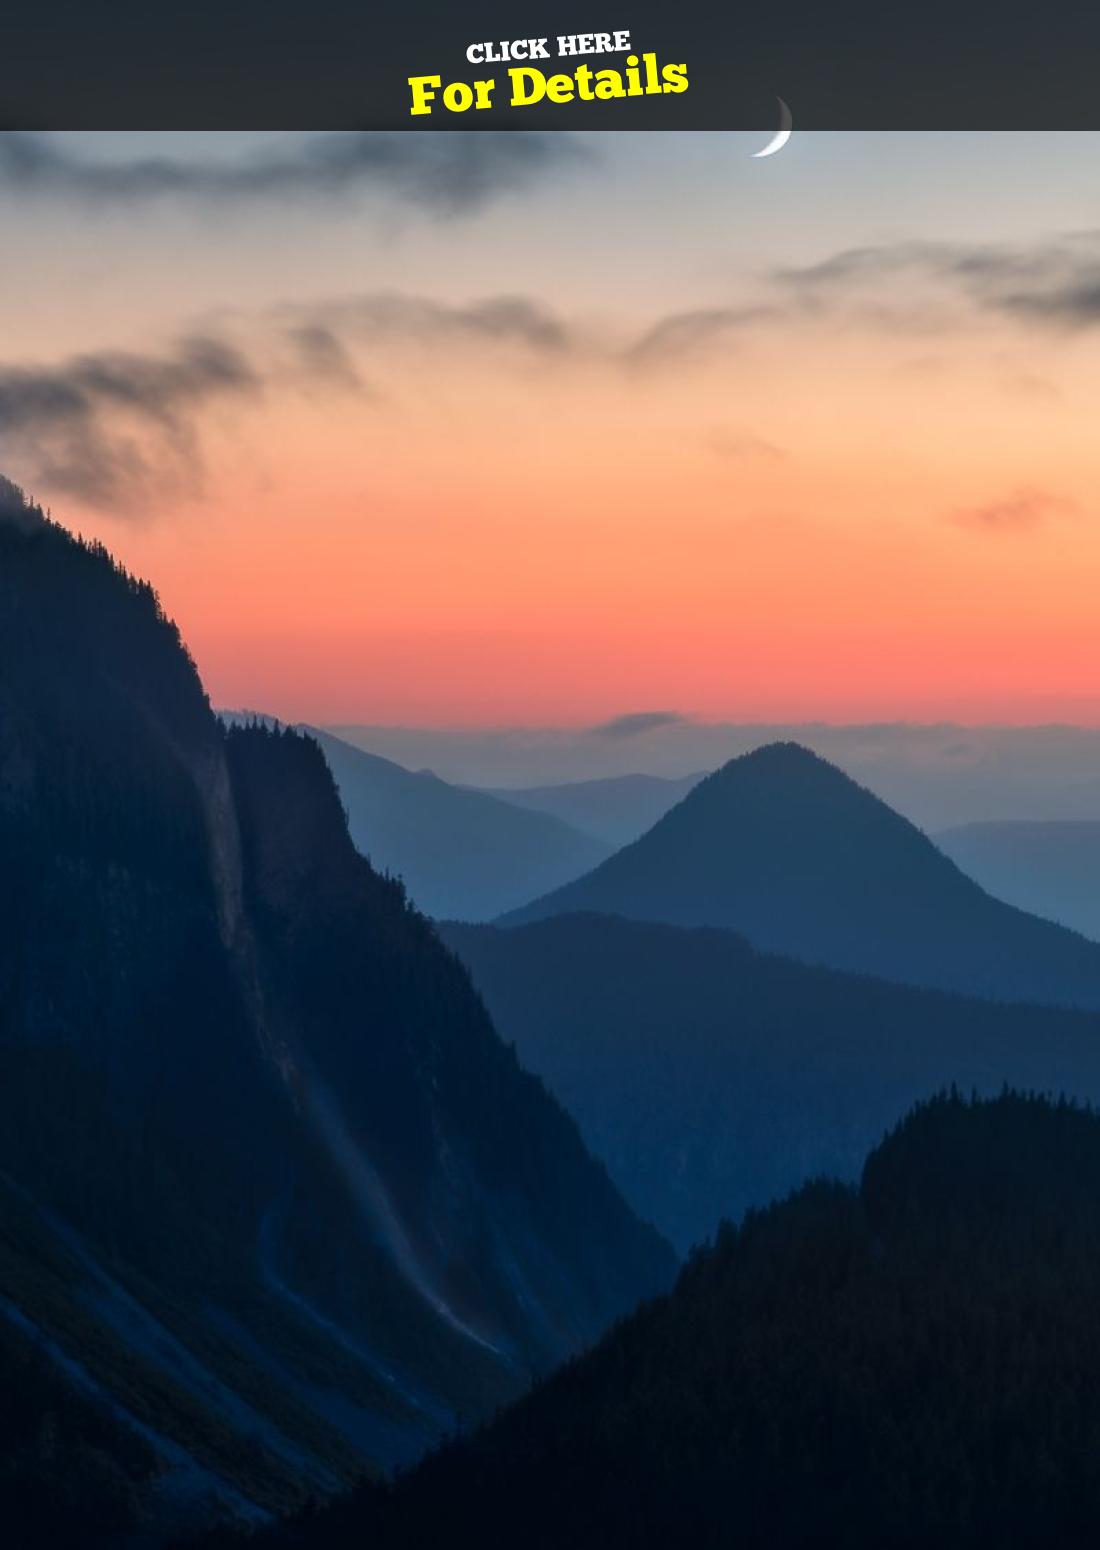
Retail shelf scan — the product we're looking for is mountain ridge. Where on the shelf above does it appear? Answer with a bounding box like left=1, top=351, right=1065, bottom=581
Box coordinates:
left=306, top=727, right=612, bottom=920
left=502, top=740, right=1100, bottom=1008
left=195, top=1092, right=1100, bottom=1549
left=938, top=818, right=1100, bottom=942
left=0, top=484, right=673, bottom=1539
left=478, top=771, right=705, bottom=847
left=442, top=910, right=1100, bottom=1250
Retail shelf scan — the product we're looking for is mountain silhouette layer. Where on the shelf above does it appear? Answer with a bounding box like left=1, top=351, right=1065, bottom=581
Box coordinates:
left=307, top=729, right=611, bottom=920
left=938, top=819, right=1100, bottom=943
left=480, top=771, right=704, bottom=847
left=443, top=912, right=1100, bottom=1251
left=503, top=741, right=1100, bottom=1007
left=203, top=1092, right=1100, bottom=1550
left=0, top=481, right=673, bottom=1541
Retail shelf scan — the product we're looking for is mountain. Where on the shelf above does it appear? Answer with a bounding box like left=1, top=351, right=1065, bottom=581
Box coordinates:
left=321, top=723, right=1100, bottom=828
left=938, top=820, right=1100, bottom=943
left=199, top=1092, right=1100, bottom=1550
left=441, top=912, right=1100, bottom=1251
left=502, top=741, right=1100, bottom=1008
left=305, top=730, right=611, bottom=921
left=479, top=771, right=704, bottom=848
left=0, top=481, right=673, bottom=1541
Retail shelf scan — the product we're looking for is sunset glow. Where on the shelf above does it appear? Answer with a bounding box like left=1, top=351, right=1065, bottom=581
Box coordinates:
left=4, top=131, right=1099, bottom=726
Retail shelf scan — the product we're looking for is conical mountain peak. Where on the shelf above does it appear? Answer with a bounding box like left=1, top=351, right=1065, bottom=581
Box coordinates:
left=504, top=741, right=1100, bottom=1008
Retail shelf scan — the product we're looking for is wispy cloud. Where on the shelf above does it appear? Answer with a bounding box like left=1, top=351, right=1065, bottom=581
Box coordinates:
left=0, top=290, right=576, bottom=511
left=611, top=230, right=1100, bottom=368
left=0, top=131, right=586, bottom=216
left=626, top=307, right=776, bottom=367
left=0, top=337, right=259, bottom=510
left=16, top=218, right=1091, bottom=517
left=283, top=292, right=571, bottom=353
left=590, top=711, right=688, bottom=739
left=949, top=486, right=1078, bottom=535
left=776, top=232, right=1100, bottom=332
left=285, top=324, right=367, bottom=394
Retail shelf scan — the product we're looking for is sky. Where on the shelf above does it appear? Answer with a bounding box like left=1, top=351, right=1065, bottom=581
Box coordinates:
left=2, top=130, right=1100, bottom=729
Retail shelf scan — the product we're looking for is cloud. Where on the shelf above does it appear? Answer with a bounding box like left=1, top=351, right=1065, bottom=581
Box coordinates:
left=0, top=290, right=576, bottom=511
left=0, top=131, right=586, bottom=216
left=626, top=307, right=776, bottom=366
left=949, top=486, right=1078, bottom=534
left=776, top=242, right=940, bottom=291
left=776, top=232, right=1100, bottom=332
left=0, top=336, right=259, bottom=510
left=589, top=711, right=689, bottom=739
left=285, top=324, right=366, bottom=394
left=289, top=292, right=571, bottom=353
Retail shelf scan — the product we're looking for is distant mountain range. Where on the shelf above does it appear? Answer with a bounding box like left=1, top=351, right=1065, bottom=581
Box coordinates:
left=306, top=730, right=611, bottom=920
left=442, top=912, right=1100, bottom=1251
left=479, top=771, right=704, bottom=847
left=0, top=483, right=672, bottom=1541
left=208, top=1093, right=1100, bottom=1549
left=938, top=820, right=1100, bottom=943
left=502, top=742, right=1100, bottom=1009
left=324, top=721, right=1100, bottom=829
left=219, top=719, right=611, bottom=922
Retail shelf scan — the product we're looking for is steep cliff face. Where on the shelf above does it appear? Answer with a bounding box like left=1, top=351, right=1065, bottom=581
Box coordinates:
left=227, top=722, right=672, bottom=1371
left=0, top=486, right=673, bottom=1539
left=0, top=489, right=268, bottom=1289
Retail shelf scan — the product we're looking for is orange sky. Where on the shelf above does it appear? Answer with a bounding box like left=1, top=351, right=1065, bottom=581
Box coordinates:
left=4, top=131, right=1100, bottom=725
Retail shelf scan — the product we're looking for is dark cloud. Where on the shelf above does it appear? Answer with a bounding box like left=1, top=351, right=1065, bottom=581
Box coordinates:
left=0, top=131, right=585, bottom=216
left=776, top=233, right=1100, bottom=331
left=626, top=307, right=776, bottom=366
left=775, top=241, right=942, bottom=290
left=296, top=292, right=571, bottom=353
left=590, top=711, right=689, bottom=739
left=0, top=336, right=259, bottom=510
left=949, top=486, right=1078, bottom=534
left=995, top=275, right=1100, bottom=327
left=285, top=324, right=366, bottom=393
left=0, top=290, right=576, bottom=511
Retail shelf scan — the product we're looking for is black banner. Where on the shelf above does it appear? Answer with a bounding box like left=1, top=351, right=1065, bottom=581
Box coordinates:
left=3, top=0, right=1099, bottom=128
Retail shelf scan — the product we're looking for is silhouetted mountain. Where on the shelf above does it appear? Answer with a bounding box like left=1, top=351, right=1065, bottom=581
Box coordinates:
left=479, top=771, right=704, bottom=847
left=442, top=912, right=1100, bottom=1251
left=938, top=819, right=1100, bottom=943
left=321, top=722, right=1100, bottom=826
left=0, top=483, right=673, bottom=1541
left=196, top=1092, right=1100, bottom=1550
left=305, top=729, right=611, bottom=920
left=504, top=742, right=1100, bottom=1007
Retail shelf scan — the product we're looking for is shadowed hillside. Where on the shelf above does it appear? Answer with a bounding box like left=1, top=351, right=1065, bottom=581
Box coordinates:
left=939, top=819, right=1100, bottom=942
left=443, top=912, right=1100, bottom=1250
left=0, top=481, right=673, bottom=1541
left=192, top=1092, right=1100, bottom=1550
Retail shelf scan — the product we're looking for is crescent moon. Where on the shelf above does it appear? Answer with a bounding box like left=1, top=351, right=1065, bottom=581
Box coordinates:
left=751, top=97, right=793, bottom=158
